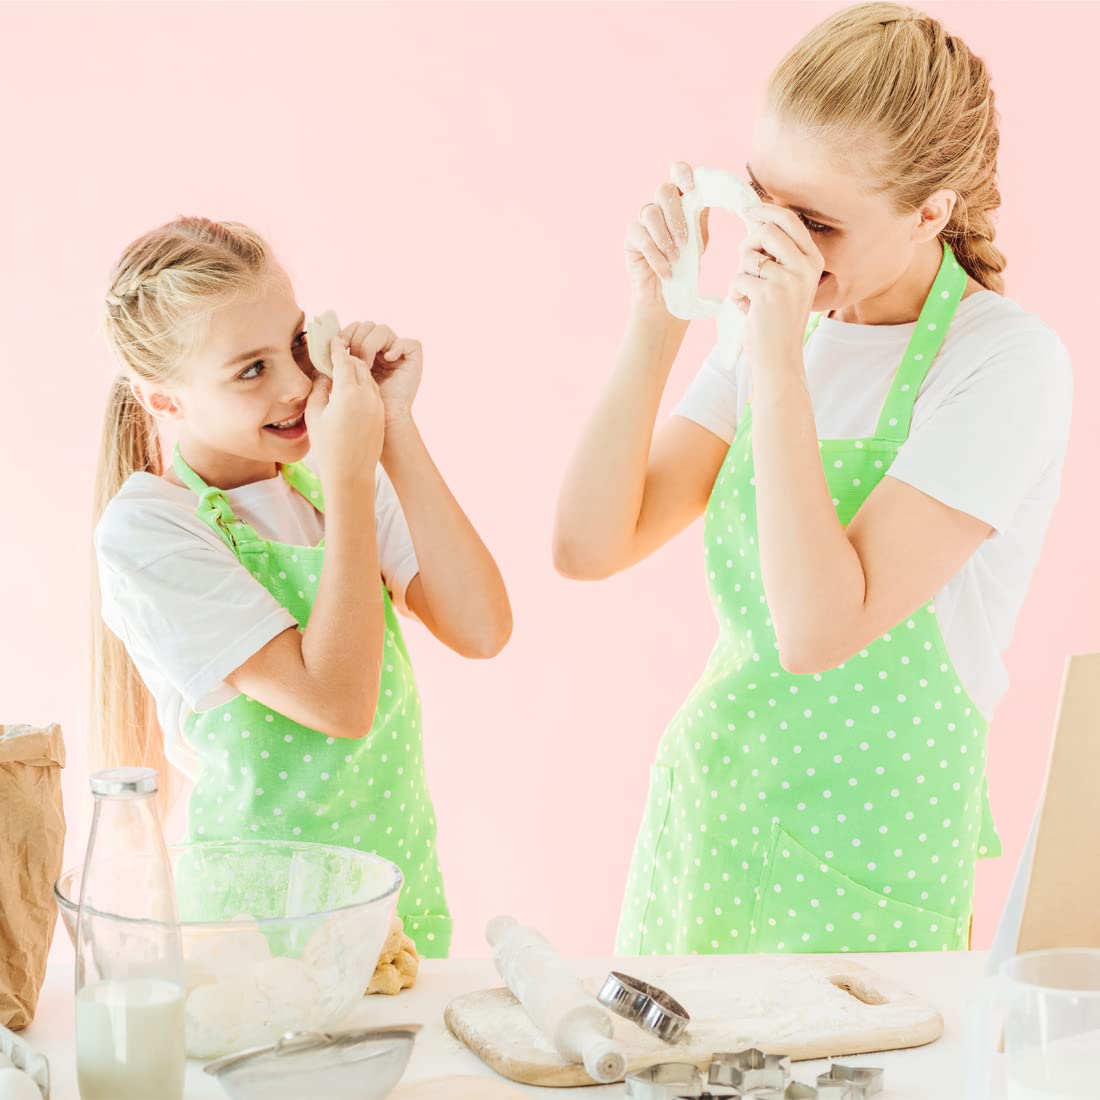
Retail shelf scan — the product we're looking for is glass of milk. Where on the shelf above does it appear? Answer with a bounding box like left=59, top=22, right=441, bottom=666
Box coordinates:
left=74, top=768, right=185, bottom=1100
left=1000, top=948, right=1100, bottom=1100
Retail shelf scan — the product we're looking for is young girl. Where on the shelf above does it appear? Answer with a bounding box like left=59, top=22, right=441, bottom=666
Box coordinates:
left=92, top=216, right=512, bottom=956
left=555, top=3, right=1073, bottom=955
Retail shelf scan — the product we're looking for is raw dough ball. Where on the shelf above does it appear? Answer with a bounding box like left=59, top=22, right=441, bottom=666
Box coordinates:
left=0, top=1056, right=10, bottom=1070
left=0, top=1067, right=43, bottom=1100
left=367, top=914, right=420, bottom=996
left=306, top=310, right=343, bottom=378
left=185, top=975, right=262, bottom=1059
left=253, top=955, right=318, bottom=1008
left=187, top=924, right=271, bottom=979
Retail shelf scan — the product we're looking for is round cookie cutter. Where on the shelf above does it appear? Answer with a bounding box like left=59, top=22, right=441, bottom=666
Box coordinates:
left=660, top=165, right=763, bottom=369
left=597, top=972, right=691, bottom=1043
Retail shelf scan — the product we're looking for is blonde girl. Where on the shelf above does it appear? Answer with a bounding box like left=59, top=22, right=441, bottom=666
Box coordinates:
left=92, top=217, right=512, bottom=955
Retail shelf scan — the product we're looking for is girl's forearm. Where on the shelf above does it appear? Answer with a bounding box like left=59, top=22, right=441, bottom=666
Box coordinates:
left=381, top=416, right=511, bottom=658
left=751, top=358, right=867, bottom=671
left=553, top=307, right=689, bottom=575
left=301, top=475, right=386, bottom=731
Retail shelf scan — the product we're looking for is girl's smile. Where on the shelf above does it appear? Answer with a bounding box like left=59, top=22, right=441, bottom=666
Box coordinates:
left=263, top=405, right=308, bottom=440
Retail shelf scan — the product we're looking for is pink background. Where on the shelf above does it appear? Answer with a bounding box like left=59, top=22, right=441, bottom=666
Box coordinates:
left=3, top=2, right=1096, bottom=960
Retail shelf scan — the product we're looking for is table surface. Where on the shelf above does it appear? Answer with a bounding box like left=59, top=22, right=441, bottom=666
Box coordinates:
left=23, top=951, right=991, bottom=1099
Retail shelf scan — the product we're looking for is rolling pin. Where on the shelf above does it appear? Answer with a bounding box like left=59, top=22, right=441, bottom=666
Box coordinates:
left=485, top=916, right=626, bottom=1084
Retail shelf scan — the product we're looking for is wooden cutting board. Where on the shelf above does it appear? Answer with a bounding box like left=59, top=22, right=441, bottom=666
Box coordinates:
left=445, top=956, right=943, bottom=1087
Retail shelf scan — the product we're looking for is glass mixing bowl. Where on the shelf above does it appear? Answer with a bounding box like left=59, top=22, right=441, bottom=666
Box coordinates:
left=56, top=839, right=403, bottom=1059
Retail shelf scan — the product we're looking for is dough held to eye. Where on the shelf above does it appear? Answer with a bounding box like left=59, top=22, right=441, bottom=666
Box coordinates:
left=305, top=309, right=343, bottom=378
left=661, top=167, right=762, bottom=368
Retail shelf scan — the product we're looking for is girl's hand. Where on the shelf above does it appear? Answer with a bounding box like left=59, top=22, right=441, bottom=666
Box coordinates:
left=625, top=162, right=710, bottom=310
left=729, top=204, right=825, bottom=372
left=305, top=336, right=385, bottom=486
left=341, top=321, right=423, bottom=425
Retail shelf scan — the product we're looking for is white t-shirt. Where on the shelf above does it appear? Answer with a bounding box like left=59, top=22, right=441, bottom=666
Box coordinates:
left=672, top=290, right=1073, bottom=720
left=95, top=459, right=420, bottom=779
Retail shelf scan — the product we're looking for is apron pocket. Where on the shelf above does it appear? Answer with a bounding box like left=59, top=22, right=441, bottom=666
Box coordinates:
left=749, top=824, right=968, bottom=954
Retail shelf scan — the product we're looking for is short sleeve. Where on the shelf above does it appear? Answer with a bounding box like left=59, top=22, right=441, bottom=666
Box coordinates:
left=374, top=464, right=420, bottom=618
left=95, top=496, right=298, bottom=712
left=671, top=343, right=744, bottom=444
left=887, top=326, right=1073, bottom=534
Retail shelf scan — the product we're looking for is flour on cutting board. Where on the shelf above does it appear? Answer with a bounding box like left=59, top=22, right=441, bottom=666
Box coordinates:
left=446, top=956, right=942, bottom=1084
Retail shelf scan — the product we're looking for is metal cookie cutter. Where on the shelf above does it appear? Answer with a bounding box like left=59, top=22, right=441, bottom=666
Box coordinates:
left=785, top=1084, right=826, bottom=1100
left=625, top=1062, right=704, bottom=1099
left=709, top=1047, right=792, bottom=1093
left=598, top=972, right=691, bottom=1043
left=816, top=1064, right=885, bottom=1099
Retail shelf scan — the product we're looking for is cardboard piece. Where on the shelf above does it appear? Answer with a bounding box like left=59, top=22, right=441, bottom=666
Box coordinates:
left=1016, top=653, right=1100, bottom=954
left=0, top=724, right=66, bottom=1031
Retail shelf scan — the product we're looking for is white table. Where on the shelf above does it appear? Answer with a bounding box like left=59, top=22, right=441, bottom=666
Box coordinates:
left=23, top=952, right=989, bottom=1099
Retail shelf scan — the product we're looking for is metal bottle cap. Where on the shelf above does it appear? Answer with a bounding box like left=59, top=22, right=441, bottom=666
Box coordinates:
left=89, top=767, right=159, bottom=796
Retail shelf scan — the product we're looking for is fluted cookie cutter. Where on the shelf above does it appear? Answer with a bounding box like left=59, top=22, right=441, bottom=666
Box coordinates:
left=597, top=972, right=691, bottom=1043
left=816, top=1065, right=885, bottom=1098
left=625, top=1062, right=704, bottom=1099
left=661, top=166, right=763, bottom=370
left=708, top=1047, right=791, bottom=1093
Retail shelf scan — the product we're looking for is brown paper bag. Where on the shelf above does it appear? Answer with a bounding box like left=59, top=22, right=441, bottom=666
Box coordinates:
left=0, top=723, right=66, bottom=1030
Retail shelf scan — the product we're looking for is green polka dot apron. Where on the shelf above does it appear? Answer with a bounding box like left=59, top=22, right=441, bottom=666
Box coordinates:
left=617, top=240, right=1002, bottom=956
left=172, top=447, right=452, bottom=956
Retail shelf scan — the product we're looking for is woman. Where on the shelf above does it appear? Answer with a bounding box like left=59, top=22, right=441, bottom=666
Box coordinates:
left=554, top=3, right=1072, bottom=955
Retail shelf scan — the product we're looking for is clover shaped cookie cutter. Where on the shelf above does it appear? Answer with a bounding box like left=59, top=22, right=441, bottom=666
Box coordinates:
left=597, top=972, right=691, bottom=1043
left=661, top=166, right=763, bottom=370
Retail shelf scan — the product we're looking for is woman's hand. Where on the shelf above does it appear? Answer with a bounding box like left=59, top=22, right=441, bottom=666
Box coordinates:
left=729, top=204, right=825, bottom=371
left=341, top=321, right=422, bottom=425
left=306, top=336, right=385, bottom=487
left=625, top=162, right=710, bottom=310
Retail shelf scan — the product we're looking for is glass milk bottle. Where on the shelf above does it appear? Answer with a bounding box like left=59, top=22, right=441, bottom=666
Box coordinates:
left=75, top=768, right=185, bottom=1100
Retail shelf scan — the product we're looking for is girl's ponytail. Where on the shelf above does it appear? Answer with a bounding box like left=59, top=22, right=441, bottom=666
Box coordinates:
left=89, top=376, right=170, bottom=810
left=93, top=216, right=273, bottom=817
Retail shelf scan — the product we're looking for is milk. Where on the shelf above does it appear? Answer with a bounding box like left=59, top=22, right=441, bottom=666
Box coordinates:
left=76, top=978, right=185, bottom=1100
left=1004, top=1032, right=1100, bottom=1100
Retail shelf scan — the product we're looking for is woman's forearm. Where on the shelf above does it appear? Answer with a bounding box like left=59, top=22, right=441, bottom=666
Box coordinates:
left=301, top=475, right=386, bottom=730
left=751, top=357, right=867, bottom=671
left=553, top=307, right=690, bottom=576
left=380, top=416, right=511, bottom=658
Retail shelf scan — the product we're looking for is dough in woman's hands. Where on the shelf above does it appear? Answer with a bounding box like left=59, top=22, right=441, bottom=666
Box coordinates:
left=305, top=310, right=343, bottom=377
left=661, top=167, right=762, bottom=368
left=366, top=914, right=420, bottom=996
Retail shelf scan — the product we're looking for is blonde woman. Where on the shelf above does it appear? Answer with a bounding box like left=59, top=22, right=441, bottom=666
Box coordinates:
left=92, top=219, right=512, bottom=955
left=555, top=3, right=1072, bottom=955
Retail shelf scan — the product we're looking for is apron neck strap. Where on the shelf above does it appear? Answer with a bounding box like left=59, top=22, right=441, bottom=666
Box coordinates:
left=872, top=239, right=968, bottom=442
left=171, top=443, right=252, bottom=552
left=279, top=461, right=326, bottom=514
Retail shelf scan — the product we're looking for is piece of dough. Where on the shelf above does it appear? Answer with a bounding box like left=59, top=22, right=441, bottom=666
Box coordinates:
left=661, top=166, right=762, bottom=368
left=305, top=309, right=343, bottom=377
left=367, top=914, right=420, bottom=996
